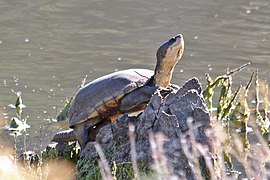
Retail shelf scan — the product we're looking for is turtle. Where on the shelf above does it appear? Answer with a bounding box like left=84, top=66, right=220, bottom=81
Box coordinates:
left=52, top=34, right=184, bottom=148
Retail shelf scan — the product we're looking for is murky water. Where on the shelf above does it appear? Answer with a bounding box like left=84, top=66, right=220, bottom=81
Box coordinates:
left=0, top=0, right=269, bottom=151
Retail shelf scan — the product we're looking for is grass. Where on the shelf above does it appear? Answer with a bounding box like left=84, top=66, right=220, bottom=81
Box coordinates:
left=1, top=63, right=270, bottom=179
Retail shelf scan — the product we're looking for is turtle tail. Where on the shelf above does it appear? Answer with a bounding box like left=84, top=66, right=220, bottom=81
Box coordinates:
left=52, top=129, right=77, bottom=142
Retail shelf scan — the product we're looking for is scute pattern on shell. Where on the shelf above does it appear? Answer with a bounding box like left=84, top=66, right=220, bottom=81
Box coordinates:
left=68, top=69, right=154, bottom=127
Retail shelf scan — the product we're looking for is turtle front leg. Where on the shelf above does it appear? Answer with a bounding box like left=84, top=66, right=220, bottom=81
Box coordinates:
left=73, top=123, right=89, bottom=149
left=73, top=118, right=103, bottom=149
left=120, top=85, right=157, bottom=113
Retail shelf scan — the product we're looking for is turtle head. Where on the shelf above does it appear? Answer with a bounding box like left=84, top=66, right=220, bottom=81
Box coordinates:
left=156, top=34, right=184, bottom=65
left=154, top=34, right=184, bottom=87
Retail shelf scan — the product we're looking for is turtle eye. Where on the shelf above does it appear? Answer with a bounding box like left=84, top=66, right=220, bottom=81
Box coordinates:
left=169, top=37, right=177, bottom=44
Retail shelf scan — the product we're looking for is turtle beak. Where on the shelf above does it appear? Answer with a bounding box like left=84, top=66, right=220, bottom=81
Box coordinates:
left=171, top=34, right=184, bottom=60
left=173, top=34, right=183, bottom=40
left=176, top=34, right=184, bottom=47
left=170, top=34, right=183, bottom=45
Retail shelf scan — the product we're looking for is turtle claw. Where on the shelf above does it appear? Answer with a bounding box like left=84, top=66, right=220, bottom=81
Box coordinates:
left=169, top=84, right=180, bottom=91
left=158, top=84, right=179, bottom=98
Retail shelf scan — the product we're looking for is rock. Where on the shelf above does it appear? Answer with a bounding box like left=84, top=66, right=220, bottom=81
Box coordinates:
left=42, top=142, right=79, bottom=164
left=78, top=78, right=212, bottom=179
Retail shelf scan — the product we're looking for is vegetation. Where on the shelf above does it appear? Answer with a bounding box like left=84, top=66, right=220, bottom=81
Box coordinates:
left=0, top=63, right=270, bottom=179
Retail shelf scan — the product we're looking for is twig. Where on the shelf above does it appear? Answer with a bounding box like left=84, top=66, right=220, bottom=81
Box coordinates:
left=227, top=62, right=250, bottom=76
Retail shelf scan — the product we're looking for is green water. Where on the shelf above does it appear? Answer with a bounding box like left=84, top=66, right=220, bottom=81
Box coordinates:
left=0, top=0, right=269, bottom=151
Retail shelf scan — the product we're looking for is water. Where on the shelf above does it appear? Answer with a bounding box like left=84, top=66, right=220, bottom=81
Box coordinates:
left=0, top=0, right=269, bottom=151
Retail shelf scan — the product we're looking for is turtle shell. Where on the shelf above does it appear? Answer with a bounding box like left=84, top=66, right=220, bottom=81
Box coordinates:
left=68, top=69, right=154, bottom=127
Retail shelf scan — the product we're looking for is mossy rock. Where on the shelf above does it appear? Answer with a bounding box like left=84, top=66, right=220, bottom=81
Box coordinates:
left=42, top=142, right=80, bottom=164
left=77, top=158, right=152, bottom=180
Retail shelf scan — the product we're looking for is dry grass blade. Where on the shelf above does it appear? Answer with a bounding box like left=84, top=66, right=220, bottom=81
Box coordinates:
left=128, top=123, right=139, bottom=179
left=149, top=132, right=170, bottom=179
left=254, top=70, right=269, bottom=134
left=95, top=143, right=113, bottom=180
